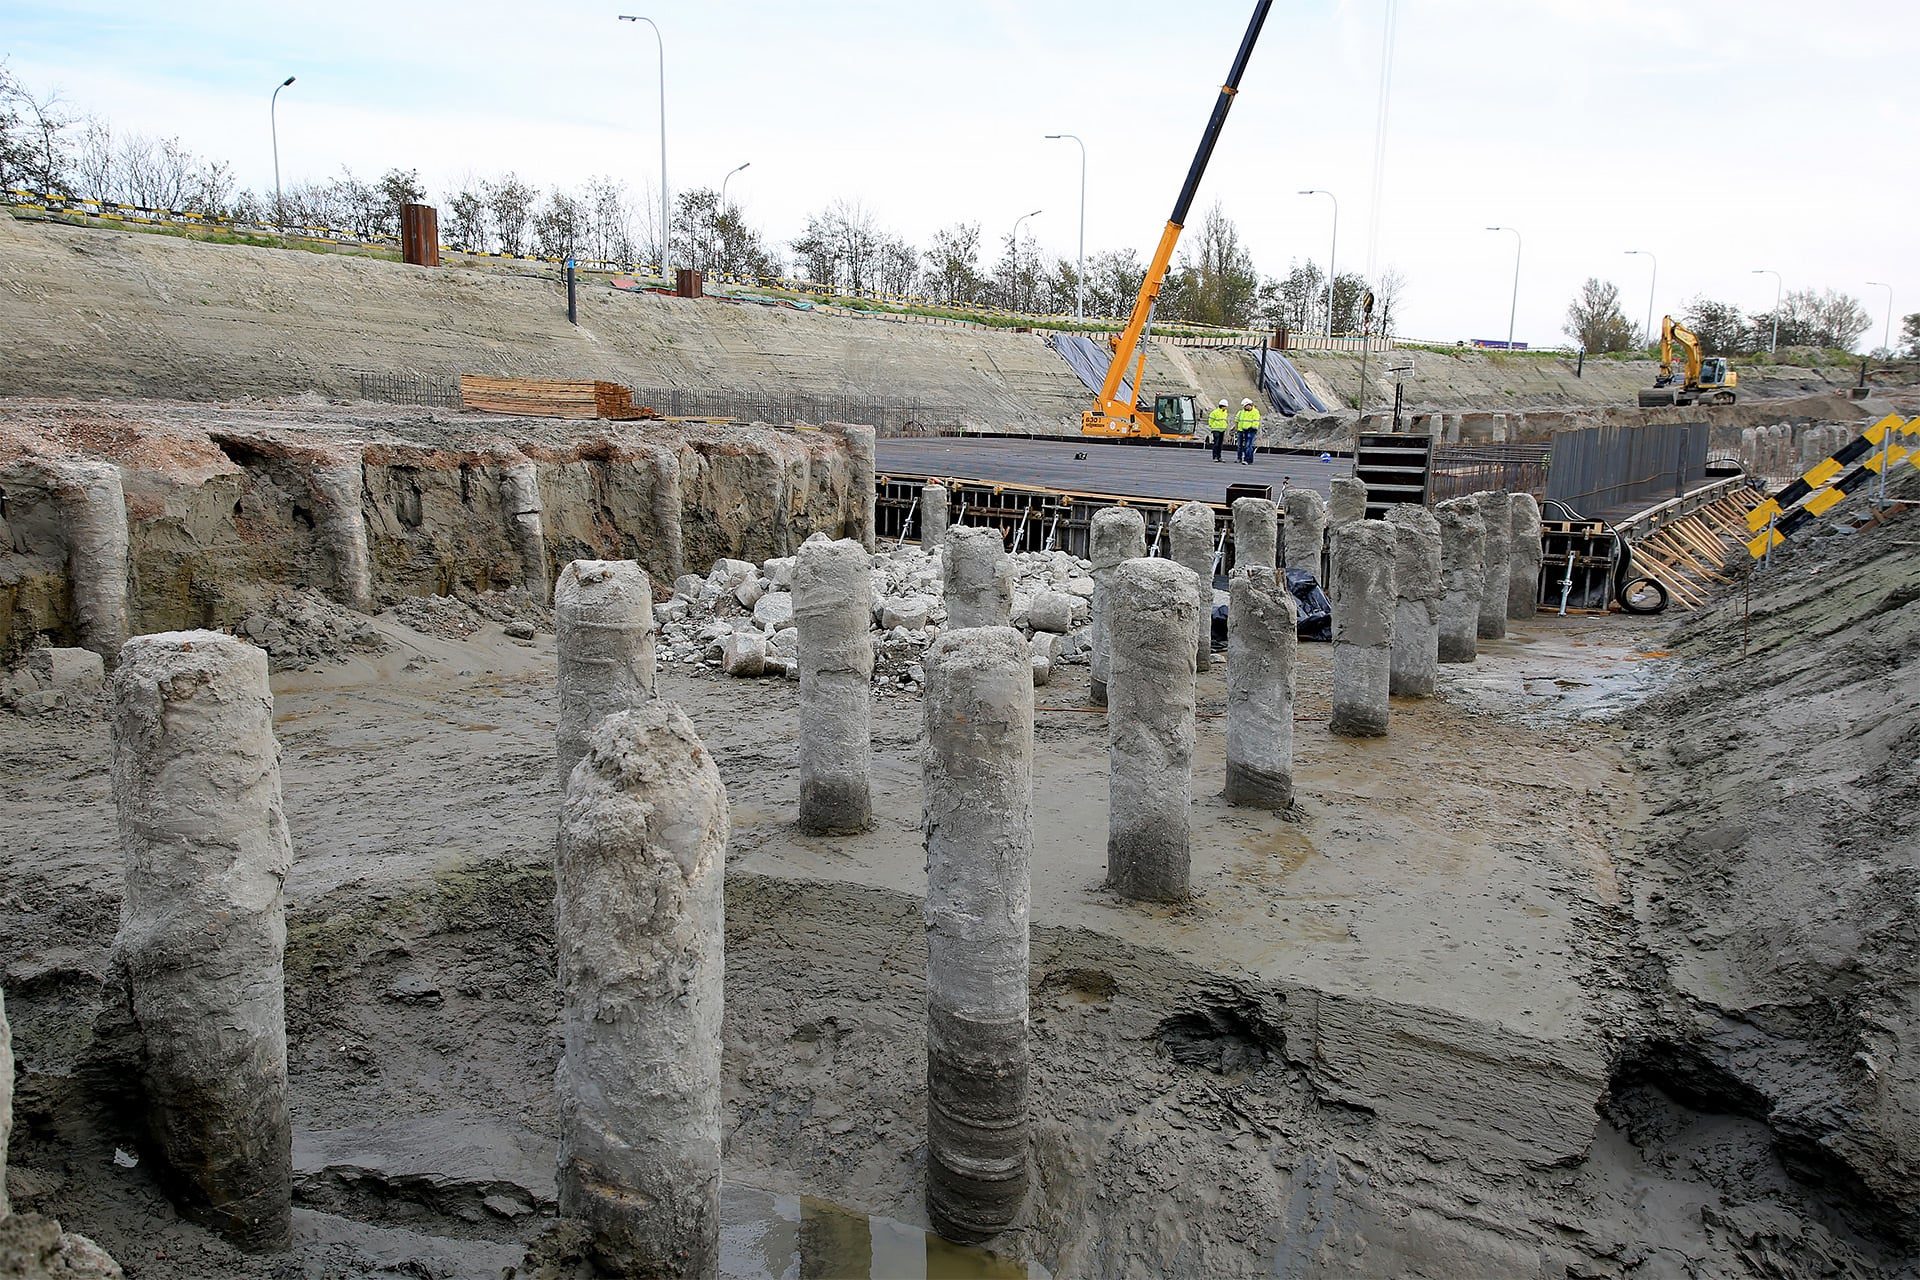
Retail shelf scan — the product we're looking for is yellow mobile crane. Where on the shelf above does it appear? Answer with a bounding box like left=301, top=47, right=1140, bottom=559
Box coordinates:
left=1081, top=0, right=1273, bottom=440
left=1638, top=315, right=1740, bottom=408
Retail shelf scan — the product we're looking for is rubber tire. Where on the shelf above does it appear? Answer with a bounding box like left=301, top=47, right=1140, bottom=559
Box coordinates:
left=1618, top=576, right=1669, bottom=615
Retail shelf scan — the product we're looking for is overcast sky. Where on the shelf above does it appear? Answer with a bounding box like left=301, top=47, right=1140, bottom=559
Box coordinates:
left=6, top=0, right=1913, bottom=349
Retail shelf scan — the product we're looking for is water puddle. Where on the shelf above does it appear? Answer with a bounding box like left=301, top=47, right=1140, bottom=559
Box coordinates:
left=720, top=1183, right=1046, bottom=1278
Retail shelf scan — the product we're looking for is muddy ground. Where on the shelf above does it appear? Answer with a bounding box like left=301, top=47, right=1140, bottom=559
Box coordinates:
left=6, top=490, right=1918, bottom=1277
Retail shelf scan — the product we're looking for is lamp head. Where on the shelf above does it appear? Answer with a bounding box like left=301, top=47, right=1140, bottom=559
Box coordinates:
left=281, top=76, right=296, bottom=87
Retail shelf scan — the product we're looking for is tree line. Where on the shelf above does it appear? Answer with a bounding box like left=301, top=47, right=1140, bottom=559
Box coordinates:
left=3, top=56, right=1409, bottom=331
left=1565, top=275, right=1913, bottom=358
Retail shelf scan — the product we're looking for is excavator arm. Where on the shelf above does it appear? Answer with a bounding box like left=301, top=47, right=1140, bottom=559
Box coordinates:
left=1083, top=0, right=1272, bottom=439
left=1657, top=315, right=1705, bottom=389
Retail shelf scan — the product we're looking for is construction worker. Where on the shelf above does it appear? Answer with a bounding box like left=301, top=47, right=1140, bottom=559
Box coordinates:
left=1207, top=398, right=1230, bottom=462
left=1236, top=397, right=1262, bottom=464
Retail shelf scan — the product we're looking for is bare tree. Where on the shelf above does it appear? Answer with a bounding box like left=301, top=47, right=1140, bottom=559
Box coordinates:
left=485, top=173, right=537, bottom=256
left=534, top=186, right=584, bottom=259
left=921, top=221, right=986, bottom=305
left=0, top=62, right=74, bottom=193
left=443, top=176, right=488, bottom=251
left=582, top=175, right=635, bottom=266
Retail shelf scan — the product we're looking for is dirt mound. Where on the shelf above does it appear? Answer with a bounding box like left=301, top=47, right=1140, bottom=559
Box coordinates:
left=1621, top=471, right=1920, bottom=1240
left=238, top=588, right=385, bottom=671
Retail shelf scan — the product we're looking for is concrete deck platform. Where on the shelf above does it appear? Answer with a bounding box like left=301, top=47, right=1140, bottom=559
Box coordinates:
left=875, top=436, right=1348, bottom=505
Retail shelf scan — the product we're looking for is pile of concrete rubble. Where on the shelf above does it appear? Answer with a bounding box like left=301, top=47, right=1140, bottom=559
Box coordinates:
left=653, top=540, right=1094, bottom=691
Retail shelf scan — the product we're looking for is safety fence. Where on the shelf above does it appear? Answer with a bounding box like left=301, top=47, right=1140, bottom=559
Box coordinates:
left=354, top=371, right=463, bottom=408
left=1746, top=413, right=1919, bottom=558
left=350, top=369, right=962, bottom=433
left=1429, top=444, right=1551, bottom=504
left=1547, top=423, right=1709, bottom=520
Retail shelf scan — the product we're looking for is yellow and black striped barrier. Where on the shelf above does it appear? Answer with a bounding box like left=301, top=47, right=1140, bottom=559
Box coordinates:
left=1746, top=413, right=1920, bottom=557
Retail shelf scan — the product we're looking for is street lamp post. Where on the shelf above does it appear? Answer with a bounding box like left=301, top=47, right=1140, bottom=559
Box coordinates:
left=1752, top=269, right=1782, bottom=354
left=1487, top=226, right=1522, bottom=350
left=618, top=15, right=670, bottom=280
left=1299, top=189, right=1338, bottom=341
left=1044, top=134, right=1086, bottom=319
left=719, top=162, right=750, bottom=208
left=270, top=76, right=295, bottom=232
left=1010, top=209, right=1040, bottom=310
left=1867, top=281, right=1894, bottom=356
left=1624, top=249, right=1657, bottom=345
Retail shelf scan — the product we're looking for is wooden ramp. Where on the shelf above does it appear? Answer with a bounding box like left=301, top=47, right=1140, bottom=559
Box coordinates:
left=459, top=375, right=657, bottom=420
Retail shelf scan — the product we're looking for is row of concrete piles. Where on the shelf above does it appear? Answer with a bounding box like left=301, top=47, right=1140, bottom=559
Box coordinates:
left=33, top=459, right=1542, bottom=1272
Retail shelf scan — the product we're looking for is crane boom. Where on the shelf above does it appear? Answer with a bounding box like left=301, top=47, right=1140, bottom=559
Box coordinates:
left=1084, top=0, right=1273, bottom=439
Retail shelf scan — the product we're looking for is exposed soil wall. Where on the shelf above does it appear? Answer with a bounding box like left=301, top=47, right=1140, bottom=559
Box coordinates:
left=0, top=400, right=855, bottom=661
left=1, top=215, right=1898, bottom=437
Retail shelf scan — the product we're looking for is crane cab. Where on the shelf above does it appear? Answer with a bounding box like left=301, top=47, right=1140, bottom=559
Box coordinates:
left=1154, top=394, right=1200, bottom=437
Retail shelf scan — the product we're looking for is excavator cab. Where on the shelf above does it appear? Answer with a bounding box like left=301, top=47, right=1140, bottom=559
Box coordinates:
left=1153, top=394, right=1200, bottom=437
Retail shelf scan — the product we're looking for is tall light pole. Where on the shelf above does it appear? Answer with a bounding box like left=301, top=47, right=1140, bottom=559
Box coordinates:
left=1752, top=269, right=1782, bottom=353
left=1487, top=226, right=1521, bottom=350
left=1300, top=189, right=1338, bottom=340
left=270, top=75, right=295, bottom=232
left=1867, top=281, right=1894, bottom=355
left=618, top=15, right=670, bottom=279
left=1624, top=249, right=1657, bottom=345
left=1044, top=134, right=1086, bottom=319
left=1010, top=209, right=1040, bottom=309
left=719, top=162, right=750, bottom=208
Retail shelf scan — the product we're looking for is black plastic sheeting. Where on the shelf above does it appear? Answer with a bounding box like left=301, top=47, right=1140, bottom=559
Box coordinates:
left=1210, top=568, right=1333, bottom=646
left=1047, top=333, right=1136, bottom=404
left=1043, top=332, right=1326, bottom=419
left=1250, top=347, right=1329, bottom=418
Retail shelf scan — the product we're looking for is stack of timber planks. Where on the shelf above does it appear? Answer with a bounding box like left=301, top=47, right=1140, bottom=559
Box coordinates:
left=459, top=375, right=658, bottom=420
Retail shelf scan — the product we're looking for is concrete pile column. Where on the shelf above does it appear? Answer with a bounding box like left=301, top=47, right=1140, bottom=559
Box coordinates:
left=1106, top=558, right=1198, bottom=901
left=1739, top=427, right=1758, bottom=474
left=1, top=985, right=11, bottom=1219
left=1283, top=488, right=1327, bottom=580
left=1330, top=520, right=1397, bottom=737
left=1386, top=505, right=1441, bottom=698
left=1231, top=496, right=1278, bottom=571
left=795, top=538, right=873, bottom=835
left=1169, top=501, right=1215, bottom=672
left=308, top=451, right=372, bottom=613
left=922, top=628, right=1034, bottom=1242
left=557, top=704, right=725, bottom=1278
left=1329, top=476, right=1369, bottom=528
left=945, top=526, right=1013, bottom=630
left=109, top=631, right=292, bottom=1252
left=648, top=445, right=688, bottom=584
left=1434, top=498, right=1486, bottom=663
left=1225, top=567, right=1297, bottom=809
left=1507, top=493, right=1543, bottom=621
left=53, top=460, right=130, bottom=663
left=500, top=457, right=551, bottom=603
left=1088, top=507, right=1145, bottom=707
left=831, top=423, right=877, bottom=551
left=921, top=482, right=949, bottom=550
left=1473, top=491, right=1513, bottom=641
left=555, top=560, right=657, bottom=782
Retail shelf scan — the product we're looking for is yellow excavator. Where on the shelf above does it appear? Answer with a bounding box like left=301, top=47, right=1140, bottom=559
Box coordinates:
left=1638, top=315, right=1739, bottom=408
left=1082, top=0, right=1271, bottom=440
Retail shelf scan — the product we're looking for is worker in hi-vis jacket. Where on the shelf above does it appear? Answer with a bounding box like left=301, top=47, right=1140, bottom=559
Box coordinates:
left=1207, top=398, right=1230, bottom=462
